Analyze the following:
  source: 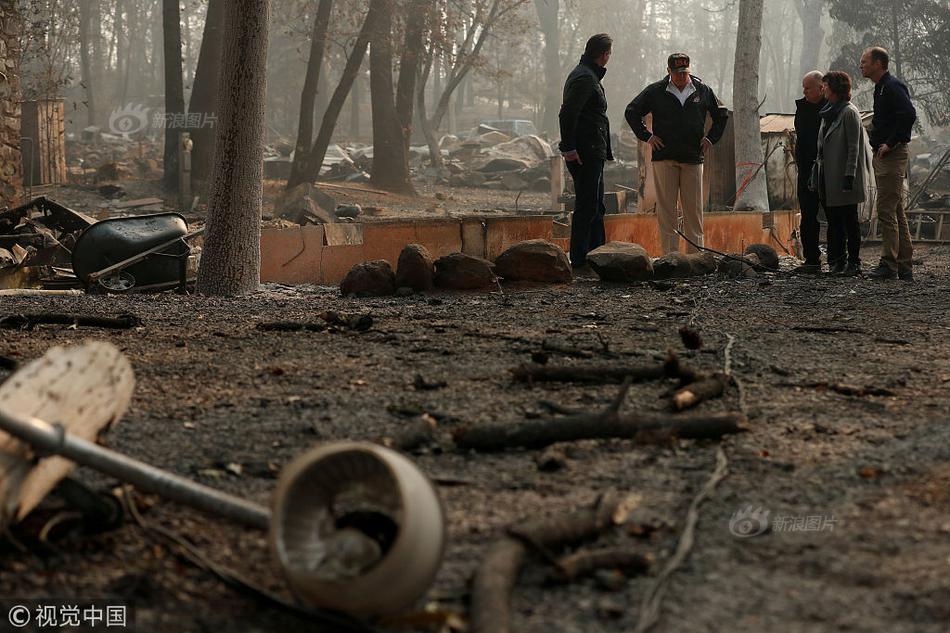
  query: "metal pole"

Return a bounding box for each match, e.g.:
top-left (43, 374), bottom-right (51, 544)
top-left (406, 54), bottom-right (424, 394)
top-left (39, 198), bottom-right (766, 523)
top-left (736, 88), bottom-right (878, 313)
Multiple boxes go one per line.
top-left (0, 407), bottom-right (270, 530)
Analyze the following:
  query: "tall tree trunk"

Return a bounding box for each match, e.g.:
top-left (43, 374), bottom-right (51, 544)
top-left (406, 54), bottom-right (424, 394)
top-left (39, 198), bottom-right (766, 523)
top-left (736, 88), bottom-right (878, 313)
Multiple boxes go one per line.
top-left (196, 0), bottom-right (270, 296)
top-left (796, 0), bottom-right (824, 76)
top-left (79, 0), bottom-right (97, 127)
top-left (350, 71), bottom-right (362, 138)
top-left (890, 4), bottom-right (902, 79)
top-left (534, 0), bottom-right (560, 136)
top-left (188, 0), bottom-right (227, 193)
top-left (163, 0), bottom-right (185, 192)
top-left (368, 0), bottom-right (412, 194)
top-left (288, 0), bottom-right (333, 189)
top-left (732, 0), bottom-right (770, 211)
top-left (0, 0), bottom-right (22, 206)
top-left (288, 7), bottom-right (375, 189)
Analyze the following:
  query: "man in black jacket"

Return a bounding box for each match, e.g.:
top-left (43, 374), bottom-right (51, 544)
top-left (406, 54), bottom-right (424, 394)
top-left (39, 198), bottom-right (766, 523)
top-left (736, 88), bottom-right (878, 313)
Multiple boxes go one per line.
top-left (625, 54), bottom-right (728, 254)
top-left (559, 33), bottom-right (613, 270)
top-left (860, 46), bottom-right (917, 281)
top-left (793, 70), bottom-right (828, 274)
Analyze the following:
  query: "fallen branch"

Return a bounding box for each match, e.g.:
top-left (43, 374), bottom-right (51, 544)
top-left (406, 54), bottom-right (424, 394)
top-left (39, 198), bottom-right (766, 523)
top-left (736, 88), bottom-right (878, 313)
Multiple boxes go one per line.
top-left (0, 313), bottom-right (141, 330)
top-left (553, 547), bottom-right (653, 582)
top-left (670, 374), bottom-right (729, 411)
top-left (471, 492), bottom-right (637, 633)
top-left (511, 352), bottom-right (699, 385)
top-left (455, 411), bottom-right (746, 451)
top-left (792, 382), bottom-right (897, 397)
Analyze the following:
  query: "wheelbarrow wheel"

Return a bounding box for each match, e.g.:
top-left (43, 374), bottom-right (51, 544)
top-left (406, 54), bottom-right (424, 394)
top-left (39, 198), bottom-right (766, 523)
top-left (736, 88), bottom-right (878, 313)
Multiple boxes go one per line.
top-left (97, 271), bottom-right (136, 294)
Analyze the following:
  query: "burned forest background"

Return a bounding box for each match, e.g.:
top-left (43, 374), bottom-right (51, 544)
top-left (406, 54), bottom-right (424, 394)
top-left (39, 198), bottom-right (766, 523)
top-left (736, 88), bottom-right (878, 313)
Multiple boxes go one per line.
top-left (11, 0), bottom-right (950, 197)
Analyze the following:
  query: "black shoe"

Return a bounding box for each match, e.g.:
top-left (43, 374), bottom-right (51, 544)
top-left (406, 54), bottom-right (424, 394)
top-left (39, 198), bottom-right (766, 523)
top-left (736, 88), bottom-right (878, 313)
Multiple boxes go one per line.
top-left (793, 262), bottom-right (822, 275)
top-left (898, 269), bottom-right (914, 282)
top-left (867, 262), bottom-right (897, 280)
top-left (837, 262), bottom-right (861, 277)
top-left (828, 260), bottom-right (846, 275)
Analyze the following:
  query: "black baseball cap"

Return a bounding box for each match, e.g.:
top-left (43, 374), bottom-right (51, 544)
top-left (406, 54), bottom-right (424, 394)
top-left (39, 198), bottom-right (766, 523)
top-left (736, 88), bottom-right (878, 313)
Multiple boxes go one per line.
top-left (668, 53), bottom-right (691, 73)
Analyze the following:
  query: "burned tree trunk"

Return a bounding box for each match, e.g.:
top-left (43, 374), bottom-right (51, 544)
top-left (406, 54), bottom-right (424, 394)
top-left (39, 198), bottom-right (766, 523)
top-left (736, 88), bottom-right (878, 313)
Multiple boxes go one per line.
top-left (368, 0), bottom-right (413, 194)
top-left (732, 0), bottom-right (770, 212)
top-left (0, 1), bottom-right (21, 206)
top-left (796, 0), bottom-right (824, 76)
top-left (188, 0), bottom-right (227, 194)
top-left (78, 0), bottom-right (97, 128)
top-left (162, 0), bottom-right (186, 192)
top-left (534, 0), bottom-right (560, 136)
top-left (196, 0), bottom-right (270, 296)
top-left (288, 0), bottom-right (334, 189)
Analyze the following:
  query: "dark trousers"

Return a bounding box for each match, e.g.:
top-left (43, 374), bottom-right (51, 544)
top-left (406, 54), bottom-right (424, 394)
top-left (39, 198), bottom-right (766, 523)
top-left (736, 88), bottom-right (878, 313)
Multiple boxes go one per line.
top-left (825, 203), bottom-right (861, 265)
top-left (566, 158), bottom-right (606, 266)
top-left (797, 169), bottom-right (822, 265)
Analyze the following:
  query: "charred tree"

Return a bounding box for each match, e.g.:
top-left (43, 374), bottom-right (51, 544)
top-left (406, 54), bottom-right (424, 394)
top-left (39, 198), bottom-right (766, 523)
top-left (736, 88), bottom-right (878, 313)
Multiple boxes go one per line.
top-left (732, 0), bottom-right (770, 212)
top-left (288, 0), bottom-right (334, 189)
top-left (163, 0), bottom-right (186, 192)
top-left (368, 0), bottom-right (404, 192)
top-left (534, 0), bottom-right (560, 136)
top-left (796, 0), bottom-right (824, 77)
top-left (188, 0), bottom-right (227, 193)
top-left (78, 0), bottom-right (97, 127)
top-left (196, 0), bottom-right (270, 296)
top-left (286, 6), bottom-right (376, 190)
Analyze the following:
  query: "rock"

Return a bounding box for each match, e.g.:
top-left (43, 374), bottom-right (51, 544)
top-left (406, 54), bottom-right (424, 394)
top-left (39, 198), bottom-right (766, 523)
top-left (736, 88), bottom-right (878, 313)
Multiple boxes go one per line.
top-left (276, 182), bottom-right (336, 225)
top-left (685, 251), bottom-right (718, 276)
top-left (395, 244), bottom-right (435, 291)
top-left (652, 252), bottom-right (693, 279)
top-left (434, 253), bottom-right (497, 289)
top-left (744, 243), bottom-right (779, 270)
top-left (500, 172), bottom-right (529, 191)
top-left (494, 240), bottom-right (572, 283)
top-left (335, 204), bottom-right (362, 219)
top-left (340, 260), bottom-right (396, 297)
top-left (478, 157), bottom-right (532, 173)
top-left (587, 242), bottom-right (654, 282)
top-left (718, 253), bottom-right (760, 279)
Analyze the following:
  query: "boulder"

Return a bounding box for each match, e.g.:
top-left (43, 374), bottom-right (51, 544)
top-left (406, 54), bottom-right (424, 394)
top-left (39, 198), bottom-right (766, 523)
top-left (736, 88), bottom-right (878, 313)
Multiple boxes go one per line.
top-left (478, 157), bottom-right (532, 173)
top-left (395, 244), bottom-right (435, 291)
top-left (340, 260), bottom-right (396, 297)
top-left (685, 251), bottom-right (718, 276)
top-left (718, 253), bottom-right (760, 279)
top-left (744, 244), bottom-right (779, 270)
top-left (494, 240), bottom-right (573, 283)
top-left (434, 253), bottom-right (497, 289)
top-left (276, 182), bottom-right (336, 225)
top-left (587, 242), bottom-right (654, 282)
top-left (652, 252), bottom-right (693, 279)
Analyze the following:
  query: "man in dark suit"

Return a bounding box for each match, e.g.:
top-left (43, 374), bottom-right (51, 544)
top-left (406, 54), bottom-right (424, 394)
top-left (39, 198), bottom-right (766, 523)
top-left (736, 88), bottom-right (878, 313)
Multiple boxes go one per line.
top-left (558, 33), bottom-right (613, 271)
top-left (793, 70), bottom-right (828, 274)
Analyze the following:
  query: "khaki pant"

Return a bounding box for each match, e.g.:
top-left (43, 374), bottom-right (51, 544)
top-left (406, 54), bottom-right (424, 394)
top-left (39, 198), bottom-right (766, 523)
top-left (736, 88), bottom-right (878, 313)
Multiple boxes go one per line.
top-left (873, 144), bottom-right (913, 272)
top-left (653, 160), bottom-right (703, 254)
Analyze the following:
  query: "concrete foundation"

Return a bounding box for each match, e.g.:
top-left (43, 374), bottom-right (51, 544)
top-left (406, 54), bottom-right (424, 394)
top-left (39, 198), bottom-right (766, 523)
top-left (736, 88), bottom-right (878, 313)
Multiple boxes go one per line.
top-left (261, 211), bottom-right (797, 285)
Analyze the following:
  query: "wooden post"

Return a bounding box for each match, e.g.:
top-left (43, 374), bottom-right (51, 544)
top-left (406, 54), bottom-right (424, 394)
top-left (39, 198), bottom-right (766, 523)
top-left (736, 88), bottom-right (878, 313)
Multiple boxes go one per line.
top-left (549, 155), bottom-right (564, 214)
top-left (179, 132), bottom-right (192, 211)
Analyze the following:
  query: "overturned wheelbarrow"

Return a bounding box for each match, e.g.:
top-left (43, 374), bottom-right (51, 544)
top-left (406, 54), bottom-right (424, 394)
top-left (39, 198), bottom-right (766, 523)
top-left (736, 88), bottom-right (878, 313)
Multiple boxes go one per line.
top-left (71, 213), bottom-right (204, 293)
top-left (0, 342), bottom-right (446, 618)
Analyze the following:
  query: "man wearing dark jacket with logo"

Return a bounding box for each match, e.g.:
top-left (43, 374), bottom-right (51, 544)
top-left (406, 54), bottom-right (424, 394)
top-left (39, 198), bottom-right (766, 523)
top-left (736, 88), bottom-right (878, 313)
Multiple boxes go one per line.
top-left (559, 33), bottom-right (614, 270)
top-left (793, 70), bottom-right (828, 274)
top-left (860, 46), bottom-right (917, 281)
top-left (625, 54), bottom-right (728, 254)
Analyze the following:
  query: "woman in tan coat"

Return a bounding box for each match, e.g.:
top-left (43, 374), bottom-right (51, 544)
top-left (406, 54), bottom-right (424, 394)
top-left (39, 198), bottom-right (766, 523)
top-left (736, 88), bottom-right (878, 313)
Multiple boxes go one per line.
top-left (816, 71), bottom-right (870, 276)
